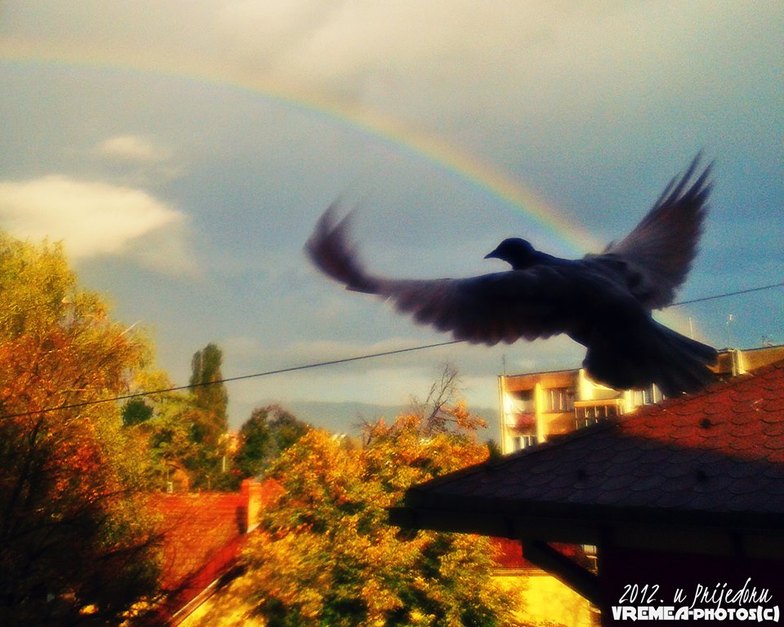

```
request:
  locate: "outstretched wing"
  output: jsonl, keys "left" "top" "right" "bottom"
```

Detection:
{"left": 594, "top": 155, "right": 712, "bottom": 309}
{"left": 306, "top": 204, "right": 595, "bottom": 345}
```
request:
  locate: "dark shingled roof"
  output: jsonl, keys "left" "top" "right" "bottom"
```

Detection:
{"left": 393, "top": 359, "right": 784, "bottom": 544}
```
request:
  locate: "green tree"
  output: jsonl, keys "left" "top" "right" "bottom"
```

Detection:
{"left": 128, "top": 381, "right": 200, "bottom": 491}
{"left": 126, "top": 357, "right": 237, "bottom": 491}
{"left": 0, "top": 235, "right": 161, "bottom": 624}
{"left": 189, "top": 342, "right": 228, "bottom": 435}
{"left": 233, "top": 404, "right": 310, "bottom": 479}
{"left": 233, "top": 407, "right": 272, "bottom": 479}
{"left": 268, "top": 405, "right": 311, "bottom": 453}
{"left": 122, "top": 397, "right": 154, "bottom": 426}
{"left": 200, "top": 400, "right": 519, "bottom": 625}
{"left": 186, "top": 343, "right": 230, "bottom": 488}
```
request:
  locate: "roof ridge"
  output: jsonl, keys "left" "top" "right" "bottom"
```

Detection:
{"left": 491, "top": 419, "right": 616, "bottom": 465}
{"left": 407, "top": 420, "right": 618, "bottom": 494}
{"left": 619, "top": 356, "right": 784, "bottom": 423}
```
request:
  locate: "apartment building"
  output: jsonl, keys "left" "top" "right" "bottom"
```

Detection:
{"left": 497, "top": 344, "right": 784, "bottom": 454}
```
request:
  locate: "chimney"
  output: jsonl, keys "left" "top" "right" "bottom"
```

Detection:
{"left": 240, "top": 479, "right": 263, "bottom": 533}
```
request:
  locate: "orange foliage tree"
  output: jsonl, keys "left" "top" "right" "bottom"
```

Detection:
{"left": 0, "top": 235, "right": 161, "bottom": 624}
{"left": 202, "top": 394, "right": 522, "bottom": 626}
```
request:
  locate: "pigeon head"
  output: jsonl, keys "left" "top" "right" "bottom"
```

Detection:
{"left": 484, "top": 238, "right": 537, "bottom": 270}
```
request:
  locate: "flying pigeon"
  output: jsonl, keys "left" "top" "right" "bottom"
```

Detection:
{"left": 306, "top": 156, "right": 717, "bottom": 396}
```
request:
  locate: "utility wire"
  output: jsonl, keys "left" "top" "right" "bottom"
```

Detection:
{"left": 669, "top": 281, "right": 784, "bottom": 307}
{"left": 1, "top": 340, "right": 462, "bottom": 419}
{"left": 2, "top": 281, "right": 782, "bottom": 420}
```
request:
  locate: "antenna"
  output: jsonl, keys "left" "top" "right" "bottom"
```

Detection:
{"left": 725, "top": 313, "right": 736, "bottom": 348}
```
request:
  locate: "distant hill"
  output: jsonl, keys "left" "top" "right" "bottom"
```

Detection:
{"left": 259, "top": 399, "right": 499, "bottom": 441}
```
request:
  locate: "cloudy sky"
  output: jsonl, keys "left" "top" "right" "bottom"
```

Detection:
{"left": 0, "top": 1, "right": 781, "bottom": 429}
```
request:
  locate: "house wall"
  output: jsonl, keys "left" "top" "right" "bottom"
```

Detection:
{"left": 494, "top": 570, "right": 597, "bottom": 627}
{"left": 492, "top": 538, "right": 598, "bottom": 625}
{"left": 725, "top": 344, "right": 784, "bottom": 375}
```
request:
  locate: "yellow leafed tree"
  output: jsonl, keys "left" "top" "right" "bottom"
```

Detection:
{"left": 200, "top": 392, "right": 525, "bottom": 626}
{"left": 0, "top": 234, "right": 161, "bottom": 624}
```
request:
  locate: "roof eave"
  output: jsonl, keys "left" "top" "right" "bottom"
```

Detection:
{"left": 389, "top": 498, "right": 784, "bottom": 560}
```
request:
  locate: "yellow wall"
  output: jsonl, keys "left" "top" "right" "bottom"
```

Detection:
{"left": 494, "top": 570, "right": 597, "bottom": 627}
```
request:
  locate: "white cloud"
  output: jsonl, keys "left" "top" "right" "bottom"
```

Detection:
{"left": 97, "top": 134, "right": 172, "bottom": 163}
{"left": 95, "top": 134, "right": 182, "bottom": 185}
{"left": 0, "top": 175, "right": 196, "bottom": 274}
{"left": 211, "top": 0, "right": 781, "bottom": 158}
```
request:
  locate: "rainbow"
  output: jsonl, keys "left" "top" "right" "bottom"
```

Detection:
{"left": 318, "top": 101, "right": 602, "bottom": 255}
{"left": 0, "top": 39, "right": 690, "bottom": 333}
{"left": 0, "top": 39, "right": 601, "bottom": 256}
{"left": 1, "top": 40, "right": 698, "bottom": 334}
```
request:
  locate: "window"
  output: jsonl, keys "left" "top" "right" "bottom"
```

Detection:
{"left": 633, "top": 385, "right": 662, "bottom": 406}
{"left": 511, "top": 389, "right": 534, "bottom": 413}
{"left": 513, "top": 435, "right": 538, "bottom": 451}
{"left": 546, "top": 387, "right": 575, "bottom": 412}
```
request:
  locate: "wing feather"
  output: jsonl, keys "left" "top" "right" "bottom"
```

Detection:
{"left": 306, "top": 204, "right": 583, "bottom": 344}
{"left": 594, "top": 154, "right": 712, "bottom": 309}
{"left": 376, "top": 267, "right": 591, "bottom": 344}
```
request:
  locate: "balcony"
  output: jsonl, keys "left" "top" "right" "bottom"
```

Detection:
{"left": 506, "top": 412, "right": 536, "bottom": 432}
{"left": 573, "top": 399, "right": 624, "bottom": 428}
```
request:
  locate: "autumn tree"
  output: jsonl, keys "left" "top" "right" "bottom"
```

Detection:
{"left": 199, "top": 392, "right": 521, "bottom": 625}
{"left": 0, "top": 235, "right": 161, "bottom": 624}
{"left": 404, "top": 363, "right": 486, "bottom": 437}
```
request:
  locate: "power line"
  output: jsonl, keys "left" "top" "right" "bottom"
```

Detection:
{"left": 669, "top": 281, "right": 784, "bottom": 307}
{"left": 1, "top": 340, "right": 462, "bottom": 420}
{"left": 1, "top": 280, "right": 781, "bottom": 420}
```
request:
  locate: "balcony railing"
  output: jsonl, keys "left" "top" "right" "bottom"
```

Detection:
{"left": 573, "top": 399, "right": 624, "bottom": 428}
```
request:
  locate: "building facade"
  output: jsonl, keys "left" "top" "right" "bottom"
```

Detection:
{"left": 498, "top": 344, "right": 784, "bottom": 454}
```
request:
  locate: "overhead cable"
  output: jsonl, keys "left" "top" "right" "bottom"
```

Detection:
{"left": 1, "top": 280, "right": 781, "bottom": 419}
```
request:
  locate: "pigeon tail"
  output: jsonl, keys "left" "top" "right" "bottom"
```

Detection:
{"left": 583, "top": 318, "right": 717, "bottom": 397}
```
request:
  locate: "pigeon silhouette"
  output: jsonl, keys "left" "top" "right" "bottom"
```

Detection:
{"left": 306, "top": 156, "right": 717, "bottom": 396}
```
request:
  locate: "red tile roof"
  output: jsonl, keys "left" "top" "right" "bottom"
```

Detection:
{"left": 621, "top": 358, "right": 784, "bottom": 462}
{"left": 148, "top": 479, "right": 282, "bottom": 622}
{"left": 394, "top": 360, "right": 784, "bottom": 535}
{"left": 153, "top": 491, "right": 247, "bottom": 592}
